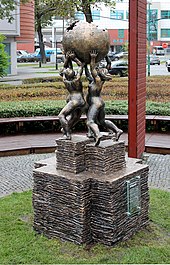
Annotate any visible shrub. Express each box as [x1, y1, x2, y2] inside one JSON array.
[[0, 100, 65, 118], [0, 35, 9, 77], [0, 100, 169, 118], [0, 76, 169, 102]]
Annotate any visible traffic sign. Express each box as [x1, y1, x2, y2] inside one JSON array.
[[162, 43, 168, 49]]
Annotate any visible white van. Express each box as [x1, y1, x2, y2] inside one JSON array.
[[152, 46, 165, 55]]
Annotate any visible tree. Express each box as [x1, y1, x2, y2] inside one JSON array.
[[35, 0, 117, 63], [73, 0, 116, 23], [0, 35, 9, 77], [35, 0, 76, 63], [0, 0, 28, 23]]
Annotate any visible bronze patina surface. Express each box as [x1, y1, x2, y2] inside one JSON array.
[[62, 21, 110, 64]]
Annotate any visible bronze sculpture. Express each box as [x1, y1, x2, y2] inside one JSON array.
[[59, 21, 123, 144], [58, 51, 85, 140], [85, 50, 123, 146]]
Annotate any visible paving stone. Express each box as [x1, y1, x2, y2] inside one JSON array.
[[0, 152, 169, 198]]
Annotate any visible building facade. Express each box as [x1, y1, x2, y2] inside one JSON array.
[[0, 0, 34, 75], [147, 0, 170, 53], [16, 0, 35, 53], [41, 0, 170, 54], [0, 4, 20, 75]]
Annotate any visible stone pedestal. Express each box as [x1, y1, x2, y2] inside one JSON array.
[[56, 135, 92, 174], [33, 134, 149, 245], [86, 140, 126, 174]]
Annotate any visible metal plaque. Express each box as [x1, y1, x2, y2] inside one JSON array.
[[126, 176, 141, 216]]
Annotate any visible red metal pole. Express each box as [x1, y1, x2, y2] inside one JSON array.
[[128, 0, 147, 158]]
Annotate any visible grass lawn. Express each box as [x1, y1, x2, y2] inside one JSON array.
[[0, 189, 170, 264], [17, 63, 57, 68]]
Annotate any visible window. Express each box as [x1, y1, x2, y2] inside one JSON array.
[[92, 9, 100, 20], [110, 10, 124, 20], [75, 12, 84, 20], [161, 10, 170, 19], [161, 29, 170, 38], [118, 29, 124, 38]]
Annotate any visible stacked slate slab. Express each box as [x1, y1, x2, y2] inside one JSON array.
[[86, 140, 126, 174], [90, 167, 149, 245], [55, 134, 113, 174], [33, 170, 92, 244], [56, 135, 92, 174], [33, 134, 149, 246]]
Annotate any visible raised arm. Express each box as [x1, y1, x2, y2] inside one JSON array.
[[105, 54, 111, 70], [63, 51, 72, 69], [68, 51, 85, 80], [85, 64, 93, 83], [89, 50, 98, 81]]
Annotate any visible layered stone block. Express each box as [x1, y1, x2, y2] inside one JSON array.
[[33, 167, 92, 244], [55, 135, 92, 174], [86, 140, 126, 174]]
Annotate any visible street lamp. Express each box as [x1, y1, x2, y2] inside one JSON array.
[[147, 0, 152, 76]]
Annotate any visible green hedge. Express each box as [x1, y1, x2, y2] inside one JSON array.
[[22, 75, 89, 84], [0, 100, 169, 135], [0, 100, 169, 118]]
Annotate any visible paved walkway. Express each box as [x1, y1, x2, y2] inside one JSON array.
[[0, 151, 169, 198], [0, 62, 61, 85], [0, 132, 170, 156]]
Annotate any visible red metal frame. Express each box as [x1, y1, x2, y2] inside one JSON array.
[[128, 0, 147, 158]]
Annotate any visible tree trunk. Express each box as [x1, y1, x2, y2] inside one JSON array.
[[82, 0, 93, 23], [37, 22, 46, 63]]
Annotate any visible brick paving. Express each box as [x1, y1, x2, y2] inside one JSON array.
[[143, 153, 170, 191], [0, 152, 169, 198]]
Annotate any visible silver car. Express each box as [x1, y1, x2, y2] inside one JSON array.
[[166, 59, 170, 72], [150, 55, 160, 65]]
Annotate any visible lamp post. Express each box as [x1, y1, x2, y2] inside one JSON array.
[[147, 0, 152, 76], [56, 40, 58, 70]]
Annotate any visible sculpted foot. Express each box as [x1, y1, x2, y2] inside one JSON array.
[[95, 135, 102, 146], [115, 129, 123, 141], [86, 133, 94, 139], [63, 133, 71, 140]]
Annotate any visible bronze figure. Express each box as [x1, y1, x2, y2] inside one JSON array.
[[86, 51, 123, 146], [58, 51, 85, 139]]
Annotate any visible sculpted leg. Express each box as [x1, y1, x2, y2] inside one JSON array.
[[58, 102, 75, 140], [98, 109, 123, 141], [87, 105, 102, 146]]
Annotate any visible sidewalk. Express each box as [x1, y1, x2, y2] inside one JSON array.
[[0, 132, 170, 156], [0, 62, 61, 85]]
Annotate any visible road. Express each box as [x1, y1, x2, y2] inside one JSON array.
[[149, 63, 170, 76], [0, 61, 170, 86]]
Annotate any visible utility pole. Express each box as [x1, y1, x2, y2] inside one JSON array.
[[147, 0, 152, 76]]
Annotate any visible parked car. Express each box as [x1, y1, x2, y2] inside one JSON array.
[[107, 51, 116, 61], [113, 52, 128, 61], [108, 61, 128, 77], [150, 55, 160, 65], [17, 50, 35, 62], [166, 59, 170, 72], [33, 48, 65, 62]]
